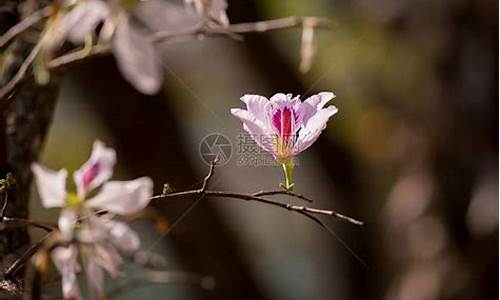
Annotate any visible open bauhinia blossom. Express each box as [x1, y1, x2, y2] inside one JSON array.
[[231, 92, 337, 190], [31, 140, 153, 300]]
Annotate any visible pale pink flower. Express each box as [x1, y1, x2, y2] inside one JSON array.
[[31, 140, 153, 299], [231, 92, 337, 189]]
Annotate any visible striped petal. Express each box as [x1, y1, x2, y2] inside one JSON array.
[[73, 140, 116, 198]]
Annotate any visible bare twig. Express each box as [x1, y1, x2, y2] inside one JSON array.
[[153, 161, 366, 266], [2, 232, 52, 279], [199, 159, 216, 191], [252, 189, 313, 203], [151, 16, 335, 43], [223, 16, 335, 33], [207, 191, 363, 225], [0, 38, 43, 101], [0, 16, 334, 103], [297, 211, 368, 268], [154, 191, 363, 224], [0, 188, 7, 220], [46, 44, 109, 69], [106, 271, 215, 299], [153, 162, 363, 226], [0, 6, 53, 49], [1, 217, 55, 232], [0, 187, 55, 231]]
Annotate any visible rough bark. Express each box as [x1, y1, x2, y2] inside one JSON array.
[[0, 6, 60, 298]]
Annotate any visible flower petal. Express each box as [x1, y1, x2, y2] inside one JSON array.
[[301, 92, 336, 124], [105, 220, 140, 253], [51, 245, 81, 300], [79, 214, 108, 243], [296, 105, 338, 153], [79, 215, 123, 276], [112, 16, 162, 95], [74, 140, 116, 198], [31, 164, 67, 208], [81, 215, 139, 253], [231, 108, 275, 154], [93, 242, 123, 276], [240, 94, 270, 123], [85, 255, 104, 299], [58, 208, 78, 240], [185, 0, 229, 26], [269, 93, 293, 104], [59, 0, 110, 44], [134, 0, 202, 33], [86, 177, 153, 215]]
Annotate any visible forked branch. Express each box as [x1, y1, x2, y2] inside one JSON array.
[[152, 161, 364, 226]]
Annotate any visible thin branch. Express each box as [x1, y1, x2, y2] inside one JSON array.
[[153, 162, 366, 266], [2, 232, 52, 279], [0, 6, 53, 49], [0, 38, 43, 101], [1, 217, 56, 232], [0, 188, 7, 219], [0, 16, 334, 103], [154, 191, 363, 225], [151, 16, 335, 43], [199, 159, 216, 192], [222, 16, 335, 33], [106, 271, 215, 299], [297, 211, 368, 269], [153, 162, 363, 226], [46, 44, 109, 70], [252, 189, 313, 203], [206, 191, 363, 225], [0, 188, 55, 231]]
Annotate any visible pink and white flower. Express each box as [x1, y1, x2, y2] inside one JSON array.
[[231, 92, 337, 189], [31, 140, 153, 299]]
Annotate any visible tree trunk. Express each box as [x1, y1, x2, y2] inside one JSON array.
[[0, 9, 60, 297]]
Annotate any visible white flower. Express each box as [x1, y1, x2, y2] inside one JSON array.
[[55, 0, 203, 95], [31, 140, 153, 299]]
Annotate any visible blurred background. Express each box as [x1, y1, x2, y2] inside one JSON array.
[[30, 0, 498, 299]]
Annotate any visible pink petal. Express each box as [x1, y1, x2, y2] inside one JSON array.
[[86, 177, 153, 215], [296, 105, 338, 153], [230, 108, 275, 154], [31, 164, 67, 208], [269, 93, 293, 105], [51, 245, 81, 300], [73, 140, 116, 198], [301, 92, 336, 124], [240, 94, 270, 123]]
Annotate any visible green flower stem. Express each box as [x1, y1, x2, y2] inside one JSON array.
[[281, 160, 295, 191]]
